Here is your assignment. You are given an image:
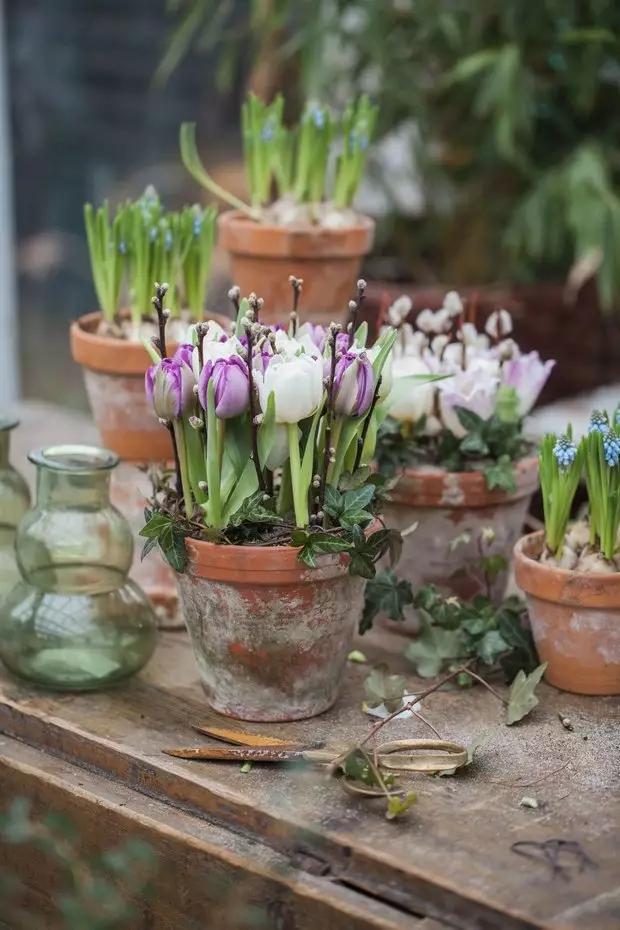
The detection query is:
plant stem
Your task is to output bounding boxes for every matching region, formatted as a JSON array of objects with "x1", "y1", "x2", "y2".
[
  {"x1": 353, "y1": 375, "x2": 382, "y2": 471},
  {"x1": 244, "y1": 324, "x2": 266, "y2": 491},
  {"x1": 173, "y1": 420, "x2": 193, "y2": 517},
  {"x1": 288, "y1": 422, "x2": 308, "y2": 527},
  {"x1": 320, "y1": 326, "x2": 339, "y2": 515}
]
